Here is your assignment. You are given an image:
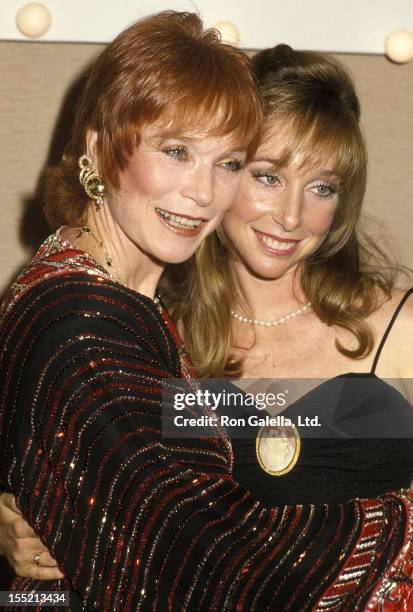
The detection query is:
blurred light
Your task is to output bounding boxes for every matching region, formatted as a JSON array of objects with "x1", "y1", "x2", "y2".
[
  {"x1": 213, "y1": 20, "x2": 240, "y2": 46},
  {"x1": 385, "y1": 30, "x2": 413, "y2": 64},
  {"x1": 16, "y1": 3, "x2": 51, "y2": 39}
]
